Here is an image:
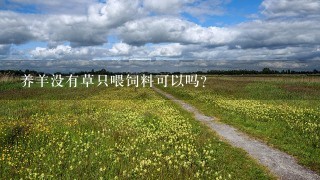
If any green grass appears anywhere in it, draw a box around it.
[156,75,320,174]
[0,81,274,179]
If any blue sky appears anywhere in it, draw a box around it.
[0,0,320,67]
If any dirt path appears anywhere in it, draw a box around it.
[153,87,320,180]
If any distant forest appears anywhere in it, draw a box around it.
[0,68,319,76]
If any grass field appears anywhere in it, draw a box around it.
[157,75,320,174]
[0,79,274,179]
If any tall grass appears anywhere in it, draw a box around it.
[0,85,273,179]
[157,75,320,173]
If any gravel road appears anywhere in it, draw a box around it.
[153,87,320,180]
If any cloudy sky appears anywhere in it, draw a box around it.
[0,0,320,64]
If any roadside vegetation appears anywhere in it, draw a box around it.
[0,79,273,179]
[157,75,320,174]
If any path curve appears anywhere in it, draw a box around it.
[153,87,320,180]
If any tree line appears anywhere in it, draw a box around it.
[0,68,319,76]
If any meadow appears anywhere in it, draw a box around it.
[0,77,273,179]
[157,75,320,174]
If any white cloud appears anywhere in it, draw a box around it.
[1,0,320,61]
[0,0,149,47]
[149,43,184,57]
[191,45,320,60]
[232,19,320,49]
[42,15,109,47]
[184,0,226,18]
[143,0,192,14]
[0,45,11,55]
[0,11,107,46]
[109,43,135,55]
[118,17,237,46]
[143,0,226,18]
[261,0,320,18]
[88,0,145,27]
[30,45,92,60]
[8,0,96,14]
[0,12,35,44]
[0,44,11,59]
[257,61,307,69]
